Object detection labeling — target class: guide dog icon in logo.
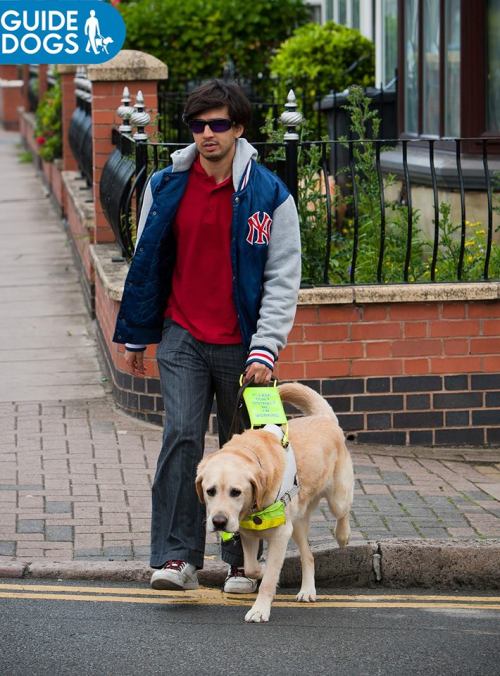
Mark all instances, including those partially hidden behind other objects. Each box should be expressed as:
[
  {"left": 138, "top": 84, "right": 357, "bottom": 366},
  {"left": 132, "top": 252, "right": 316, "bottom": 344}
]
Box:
[{"left": 84, "top": 9, "right": 114, "bottom": 55}]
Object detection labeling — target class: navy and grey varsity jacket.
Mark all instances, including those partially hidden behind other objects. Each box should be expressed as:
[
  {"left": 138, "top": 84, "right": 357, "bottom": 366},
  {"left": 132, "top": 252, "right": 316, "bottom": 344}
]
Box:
[{"left": 113, "top": 138, "right": 301, "bottom": 368}]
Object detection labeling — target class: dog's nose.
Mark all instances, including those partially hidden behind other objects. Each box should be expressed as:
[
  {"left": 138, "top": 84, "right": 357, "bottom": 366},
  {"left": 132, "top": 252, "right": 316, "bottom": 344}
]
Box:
[{"left": 212, "top": 513, "right": 228, "bottom": 530}]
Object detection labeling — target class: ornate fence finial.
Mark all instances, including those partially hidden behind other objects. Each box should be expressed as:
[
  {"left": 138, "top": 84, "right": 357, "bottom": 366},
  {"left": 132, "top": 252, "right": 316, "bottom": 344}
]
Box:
[
  {"left": 131, "top": 90, "right": 150, "bottom": 141},
  {"left": 74, "top": 65, "right": 91, "bottom": 104},
  {"left": 280, "top": 89, "right": 303, "bottom": 141},
  {"left": 117, "top": 86, "right": 134, "bottom": 134}
]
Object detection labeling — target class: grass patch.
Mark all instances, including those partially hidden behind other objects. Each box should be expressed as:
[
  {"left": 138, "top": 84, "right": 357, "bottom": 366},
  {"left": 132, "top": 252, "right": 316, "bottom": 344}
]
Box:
[{"left": 18, "top": 149, "right": 33, "bottom": 164}]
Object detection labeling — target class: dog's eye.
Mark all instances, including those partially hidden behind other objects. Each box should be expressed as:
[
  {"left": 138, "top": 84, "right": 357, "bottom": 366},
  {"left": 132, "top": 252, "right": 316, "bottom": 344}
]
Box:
[
  {"left": 206, "top": 487, "right": 216, "bottom": 497},
  {"left": 230, "top": 488, "right": 241, "bottom": 498}
]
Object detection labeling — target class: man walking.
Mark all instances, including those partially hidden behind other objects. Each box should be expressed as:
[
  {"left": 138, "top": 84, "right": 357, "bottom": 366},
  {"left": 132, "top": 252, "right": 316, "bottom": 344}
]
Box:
[
  {"left": 114, "top": 80, "right": 301, "bottom": 593},
  {"left": 84, "top": 9, "right": 101, "bottom": 55}
]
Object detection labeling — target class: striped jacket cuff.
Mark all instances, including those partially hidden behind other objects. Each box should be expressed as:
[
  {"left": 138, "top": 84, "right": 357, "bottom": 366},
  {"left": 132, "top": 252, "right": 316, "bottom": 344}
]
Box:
[
  {"left": 245, "top": 347, "right": 275, "bottom": 370},
  {"left": 125, "top": 343, "right": 146, "bottom": 352}
]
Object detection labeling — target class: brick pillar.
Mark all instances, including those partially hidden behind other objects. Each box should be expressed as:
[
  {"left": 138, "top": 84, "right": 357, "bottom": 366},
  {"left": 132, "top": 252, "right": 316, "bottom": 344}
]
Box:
[
  {"left": 38, "top": 65, "right": 48, "bottom": 100},
  {"left": 0, "top": 66, "right": 23, "bottom": 131},
  {"left": 0, "top": 65, "right": 21, "bottom": 80},
  {"left": 56, "top": 65, "right": 79, "bottom": 172},
  {"left": 21, "top": 65, "right": 30, "bottom": 111},
  {"left": 87, "top": 50, "right": 168, "bottom": 245}
]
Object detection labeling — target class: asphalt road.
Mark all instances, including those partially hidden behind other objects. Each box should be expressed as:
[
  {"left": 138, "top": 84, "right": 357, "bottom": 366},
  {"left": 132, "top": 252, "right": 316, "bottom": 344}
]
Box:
[{"left": 1, "top": 580, "right": 500, "bottom": 676}]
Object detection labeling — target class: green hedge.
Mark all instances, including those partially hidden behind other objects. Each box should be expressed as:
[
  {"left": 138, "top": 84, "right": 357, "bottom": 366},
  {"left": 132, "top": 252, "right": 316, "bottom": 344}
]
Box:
[
  {"left": 270, "top": 21, "right": 374, "bottom": 105},
  {"left": 119, "top": 0, "right": 309, "bottom": 91}
]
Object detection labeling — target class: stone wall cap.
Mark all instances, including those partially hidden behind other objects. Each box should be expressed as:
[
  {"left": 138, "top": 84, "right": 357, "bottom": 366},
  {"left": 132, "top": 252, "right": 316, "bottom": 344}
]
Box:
[
  {"left": 91, "top": 243, "right": 128, "bottom": 302},
  {"left": 62, "top": 171, "right": 94, "bottom": 226},
  {"left": 87, "top": 50, "right": 168, "bottom": 82},
  {"left": 0, "top": 79, "right": 23, "bottom": 87},
  {"left": 95, "top": 270, "right": 500, "bottom": 307},
  {"left": 56, "top": 65, "right": 78, "bottom": 75},
  {"left": 299, "top": 286, "right": 354, "bottom": 305},
  {"left": 299, "top": 281, "right": 500, "bottom": 305}
]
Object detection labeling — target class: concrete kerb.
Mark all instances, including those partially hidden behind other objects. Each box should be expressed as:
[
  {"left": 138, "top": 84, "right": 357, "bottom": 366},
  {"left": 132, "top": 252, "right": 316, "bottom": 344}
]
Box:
[
  {"left": 2, "top": 540, "right": 499, "bottom": 589},
  {"left": 378, "top": 539, "right": 500, "bottom": 589}
]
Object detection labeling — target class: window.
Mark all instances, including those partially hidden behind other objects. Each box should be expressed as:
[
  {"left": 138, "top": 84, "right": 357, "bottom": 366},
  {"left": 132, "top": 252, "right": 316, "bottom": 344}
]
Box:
[
  {"left": 404, "top": 0, "right": 419, "bottom": 134},
  {"left": 338, "top": 0, "right": 347, "bottom": 23},
  {"left": 383, "top": 0, "right": 398, "bottom": 85},
  {"left": 487, "top": 0, "right": 500, "bottom": 131},
  {"left": 304, "top": 0, "right": 325, "bottom": 23},
  {"left": 353, "top": 0, "right": 360, "bottom": 28},
  {"left": 328, "top": 0, "right": 373, "bottom": 38},
  {"left": 422, "top": 0, "right": 440, "bottom": 135},
  {"left": 445, "top": 0, "right": 460, "bottom": 136},
  {"left": 399, "top": 0, "right": 500, "bottom": 141},
  {"left": 401, "top": 0, "right": 462, "bottom": 137},
  {"left": 375, "top": 0, "right": 398, "bottom": 88}
]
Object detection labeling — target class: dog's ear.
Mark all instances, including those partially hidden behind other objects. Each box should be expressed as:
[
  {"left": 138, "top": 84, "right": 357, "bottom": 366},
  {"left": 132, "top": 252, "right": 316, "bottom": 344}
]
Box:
[
  {"left": 195, "top": 458, "right": 207, "bottom": 504},
  {"left": 250, "top": 472, "right": 266, "bottom": 511},
  {"left": 195, "top": 472, "right": 205, "bottom": 504}
]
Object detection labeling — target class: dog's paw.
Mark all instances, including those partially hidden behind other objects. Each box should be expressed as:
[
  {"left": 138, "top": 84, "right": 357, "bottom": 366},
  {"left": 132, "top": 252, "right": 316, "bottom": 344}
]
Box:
[
  {"left": 296, "top": 589, "right": 317, "bottom": 602},
  {"left": 245, "top": 603, "right": 271, "bottom": 623}
]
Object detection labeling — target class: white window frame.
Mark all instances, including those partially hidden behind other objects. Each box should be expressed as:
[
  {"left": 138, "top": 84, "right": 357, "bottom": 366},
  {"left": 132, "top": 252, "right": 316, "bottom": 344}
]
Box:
[{"left": 304, "top": 0, "right": 327, "bottom": 23}]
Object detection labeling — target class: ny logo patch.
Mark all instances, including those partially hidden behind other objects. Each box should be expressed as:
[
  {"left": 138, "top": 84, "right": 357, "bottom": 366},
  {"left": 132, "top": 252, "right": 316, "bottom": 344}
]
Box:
[{"left": 246, "top": 211, "right": 272, "bottom": 245}]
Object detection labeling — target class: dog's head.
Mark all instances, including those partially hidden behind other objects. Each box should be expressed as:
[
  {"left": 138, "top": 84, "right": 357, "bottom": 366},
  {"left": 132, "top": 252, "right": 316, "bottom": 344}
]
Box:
[
  {"left": 103, "top": 37, "right": 114, "bottom": 45},
  {"left": 195, "top": 444, "right": 266, "bottom": 534}
]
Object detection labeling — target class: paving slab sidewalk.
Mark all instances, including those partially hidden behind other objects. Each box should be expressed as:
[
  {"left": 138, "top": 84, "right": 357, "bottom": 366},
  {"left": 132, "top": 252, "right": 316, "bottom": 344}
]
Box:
[
  {"left": 1, "top": 129, "right": 500, "bottom": 589},
  {"left": 1, "top": 394, "right": 500, "bottom": 588}
]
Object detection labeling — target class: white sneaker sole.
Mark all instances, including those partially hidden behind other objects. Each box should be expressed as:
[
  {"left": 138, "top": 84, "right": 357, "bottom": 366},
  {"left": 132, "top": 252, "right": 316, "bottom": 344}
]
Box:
[
  {"left": 223, "top": 580, "right": 258, "bottom": 594},
  {"left": 151, "top": 573, "right": 199, "bottom": 591}
]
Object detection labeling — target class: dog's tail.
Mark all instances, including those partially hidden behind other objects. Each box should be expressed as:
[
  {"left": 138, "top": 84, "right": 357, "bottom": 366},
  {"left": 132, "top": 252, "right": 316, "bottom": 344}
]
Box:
[{"left": 278, "top": 382, "right": 337, "bottom": 423}]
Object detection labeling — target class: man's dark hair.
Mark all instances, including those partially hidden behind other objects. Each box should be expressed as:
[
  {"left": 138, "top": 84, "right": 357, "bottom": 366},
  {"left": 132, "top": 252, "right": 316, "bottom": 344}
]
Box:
[{"left": 183, "top": 79, "right": 252, "bottom": 130}]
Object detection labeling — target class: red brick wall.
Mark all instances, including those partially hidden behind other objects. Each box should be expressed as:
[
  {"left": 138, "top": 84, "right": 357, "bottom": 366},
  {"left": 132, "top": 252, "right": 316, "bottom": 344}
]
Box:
[
  {"left": 275, "top": 302, "right": 500, "bottom": 381},
  {"left": 65, "top": 187, "right": 93, "bottom": 285},
  {"left": 94, "top": 282, "right": 500, "bottom": 445},
  {"left": 0, "top": 65, "right": 20, "bottom": 79},
  {"left": 0, "top": 82, "right": 23, "bottom": 131},
  {"left": 95, "top": 273, "right": 163, "bottom": 420},
  {"left": 50, "top": 160, "right": 64, "bottom": 211},
  {"left": 59, "top": 70, "right": 79, "bottom": 172},
  {"left": 19, "top": 111, "right": 39, "bottom": 156}
]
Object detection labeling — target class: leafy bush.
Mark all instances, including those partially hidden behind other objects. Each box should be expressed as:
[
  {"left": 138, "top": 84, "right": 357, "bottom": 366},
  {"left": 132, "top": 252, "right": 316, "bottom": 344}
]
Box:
[
  {"left": 425, "top": 204, "right": 500, "bottom": 282},
  {"left": 119, "top": 0, "right": 309, "bottom": 92},
  {"left": 35, "top": 77, "right": 62, "bottom": 162},
  {"left": 270, "top": 21, "right": 374, "bottom": 113},
  {"left": 262, "top": 85, "right": 500, "bottom": 285},
  {"left": 336, "top": 86, "right": 429, "bottom": 284},
  {"left": 335, "top": 89, "right": 500, "bottom": 283},
  {"left": 259, "top": 117, "right": 334, "bottom": 285}
]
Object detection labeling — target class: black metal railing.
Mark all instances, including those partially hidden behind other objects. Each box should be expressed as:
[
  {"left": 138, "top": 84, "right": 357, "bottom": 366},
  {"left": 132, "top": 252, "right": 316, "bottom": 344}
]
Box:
[
  {"left": 27, "top": 65, "right": 39, "bottom": 112},
  {"left": 157, "top": 86, "right": 282, "bottom": 144},
  {"left": 157, "top": 79, "right": 397, "bottom": 147},
  {"left": 68, "top": 69, "right": 93, "bottom": 186},
  {"left": 100, "top": 131, "right": 500, "bottom": 284}
]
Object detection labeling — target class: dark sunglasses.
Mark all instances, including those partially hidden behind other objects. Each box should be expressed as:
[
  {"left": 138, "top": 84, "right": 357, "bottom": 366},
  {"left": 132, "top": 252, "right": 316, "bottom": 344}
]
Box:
[{"left": 187, "top": 118, "right": 234, "bottom": 133}]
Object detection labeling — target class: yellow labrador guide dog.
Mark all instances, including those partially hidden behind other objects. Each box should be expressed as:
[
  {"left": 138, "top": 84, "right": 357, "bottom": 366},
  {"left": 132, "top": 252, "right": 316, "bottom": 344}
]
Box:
[{"left": 195, "top": 382, "right": 354, "bottom": 623}]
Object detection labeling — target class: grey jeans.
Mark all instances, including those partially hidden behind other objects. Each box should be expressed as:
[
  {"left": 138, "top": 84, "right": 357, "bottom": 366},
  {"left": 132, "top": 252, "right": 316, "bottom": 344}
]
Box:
[{"left": 150, "top": 319, "right": 248, "bottom": 569}]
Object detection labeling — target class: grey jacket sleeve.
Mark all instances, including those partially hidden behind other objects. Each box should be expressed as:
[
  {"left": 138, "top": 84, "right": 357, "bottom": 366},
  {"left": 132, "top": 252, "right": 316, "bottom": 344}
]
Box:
[{"left": 249, "top": 194, "right": 301, "bottom": 357}]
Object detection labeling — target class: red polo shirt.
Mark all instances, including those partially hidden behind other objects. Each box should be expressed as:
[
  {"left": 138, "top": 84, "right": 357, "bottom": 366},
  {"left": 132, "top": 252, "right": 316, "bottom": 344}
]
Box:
[{"left": 164, "top": 157, "right": 241, "bottom": 344}]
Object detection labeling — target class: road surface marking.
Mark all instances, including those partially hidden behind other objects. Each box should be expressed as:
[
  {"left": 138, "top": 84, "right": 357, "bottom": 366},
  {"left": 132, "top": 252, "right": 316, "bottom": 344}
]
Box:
[
  {"left": 0, "top": 584, "right": 499, "bottom": 610},
  {"left": 1, "top": 583, "right": 500, "bottom": 603}
]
